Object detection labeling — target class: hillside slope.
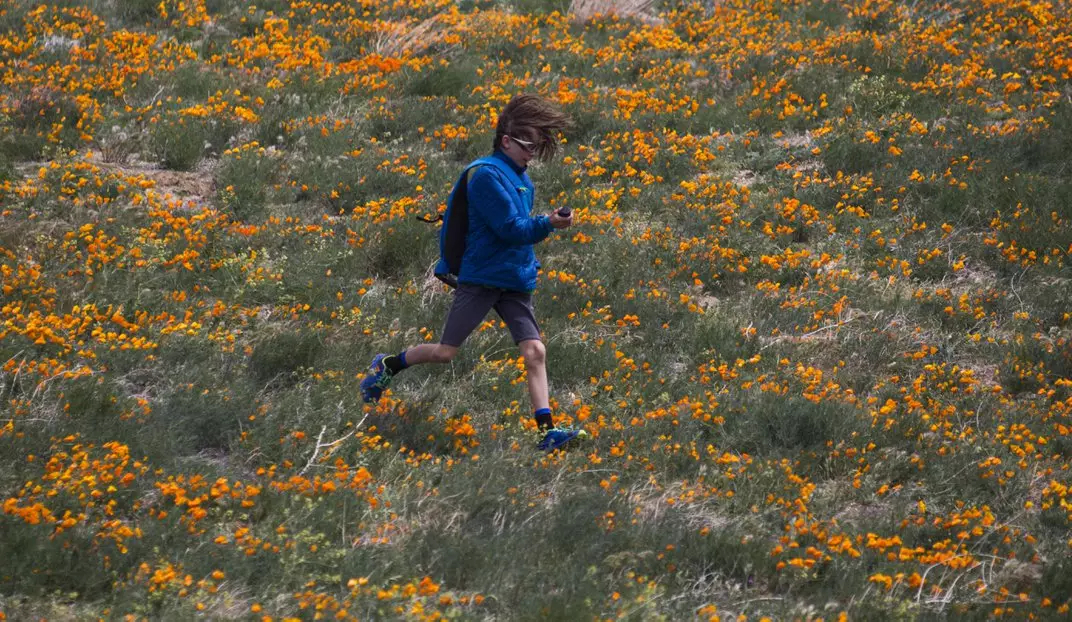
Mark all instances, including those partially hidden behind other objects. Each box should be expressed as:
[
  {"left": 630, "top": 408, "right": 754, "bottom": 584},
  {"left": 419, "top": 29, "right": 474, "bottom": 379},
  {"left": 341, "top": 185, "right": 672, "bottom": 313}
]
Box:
[{"left": 1, "top": 0, "right": 1071, "bottom": 619}]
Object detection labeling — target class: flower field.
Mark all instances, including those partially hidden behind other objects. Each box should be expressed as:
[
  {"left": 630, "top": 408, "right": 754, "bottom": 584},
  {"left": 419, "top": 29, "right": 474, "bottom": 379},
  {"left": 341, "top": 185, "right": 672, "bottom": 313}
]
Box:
[{"left": 1, "top": 0, "right": 1071, "bottom": 619}]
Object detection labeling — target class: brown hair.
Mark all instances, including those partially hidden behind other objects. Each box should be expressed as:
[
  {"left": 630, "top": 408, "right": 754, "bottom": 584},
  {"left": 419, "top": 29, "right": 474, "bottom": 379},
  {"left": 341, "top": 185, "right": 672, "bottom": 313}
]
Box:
[{"left": 493, "top": 94, "right": 572, "bottom": 163}]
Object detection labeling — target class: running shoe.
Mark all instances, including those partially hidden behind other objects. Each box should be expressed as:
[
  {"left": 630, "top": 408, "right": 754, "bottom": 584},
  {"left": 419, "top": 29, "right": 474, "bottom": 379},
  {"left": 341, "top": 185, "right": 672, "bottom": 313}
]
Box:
[
  {"left": 537, "top": 425, "right": 586, "bottom": 451},
  {"left": 360, "top": 353, "right": 394, "bottom": 403}
]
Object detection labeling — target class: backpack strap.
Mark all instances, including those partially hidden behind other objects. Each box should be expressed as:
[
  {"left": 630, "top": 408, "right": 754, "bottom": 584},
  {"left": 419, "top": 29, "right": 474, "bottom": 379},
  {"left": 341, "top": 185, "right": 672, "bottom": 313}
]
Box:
[
  {"left": 427, "top": 160, "right": 495, "bottom": 287},
  {"left": 422, "top": 156, "right": 530, "bottom": 288},
  {"left": 416, "top": 156, "right": 528, "bottom": 223}
]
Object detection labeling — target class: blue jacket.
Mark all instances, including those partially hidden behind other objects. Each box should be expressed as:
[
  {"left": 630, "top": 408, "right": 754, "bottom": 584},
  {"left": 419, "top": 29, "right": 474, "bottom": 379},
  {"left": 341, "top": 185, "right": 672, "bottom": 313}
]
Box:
[{"left": 450, "top": 150, "right": 553, "bottom": 292}]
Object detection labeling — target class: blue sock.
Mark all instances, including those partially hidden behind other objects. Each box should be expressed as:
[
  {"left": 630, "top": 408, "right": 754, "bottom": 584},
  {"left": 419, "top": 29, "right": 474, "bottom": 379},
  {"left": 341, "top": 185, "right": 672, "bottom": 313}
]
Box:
[{"left": 534, "top": 408, "right": 553, "bottom": 431}]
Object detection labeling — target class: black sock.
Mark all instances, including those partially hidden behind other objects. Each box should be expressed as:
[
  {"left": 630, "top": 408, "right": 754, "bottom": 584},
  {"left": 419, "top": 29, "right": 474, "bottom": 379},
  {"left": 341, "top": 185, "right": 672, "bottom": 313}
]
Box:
[
  {"left": 384, "top": 351, "right": 408, "bottom": 374},
  {"left": 534, "top": 408, "right": 553, "bottom": 431}
]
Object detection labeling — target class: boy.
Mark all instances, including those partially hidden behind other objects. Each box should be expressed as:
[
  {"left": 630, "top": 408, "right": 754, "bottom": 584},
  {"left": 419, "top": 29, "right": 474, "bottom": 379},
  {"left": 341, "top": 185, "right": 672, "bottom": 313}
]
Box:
[{"left": 360, "top": 94, "right": 584, "bottom": 451}]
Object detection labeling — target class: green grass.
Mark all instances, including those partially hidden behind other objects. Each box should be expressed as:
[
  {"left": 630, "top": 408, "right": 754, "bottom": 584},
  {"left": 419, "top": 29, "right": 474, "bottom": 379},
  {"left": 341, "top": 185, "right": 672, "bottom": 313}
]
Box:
[{"left": 2, "top": 0, "right": 1072, "bottom": 619}]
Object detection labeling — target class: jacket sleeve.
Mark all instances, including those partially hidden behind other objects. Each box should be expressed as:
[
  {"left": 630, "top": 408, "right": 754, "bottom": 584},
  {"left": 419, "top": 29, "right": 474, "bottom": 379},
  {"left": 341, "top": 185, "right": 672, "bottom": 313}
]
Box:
[{"left": 468, "top": 168, "right": 553, "bottom": 245}]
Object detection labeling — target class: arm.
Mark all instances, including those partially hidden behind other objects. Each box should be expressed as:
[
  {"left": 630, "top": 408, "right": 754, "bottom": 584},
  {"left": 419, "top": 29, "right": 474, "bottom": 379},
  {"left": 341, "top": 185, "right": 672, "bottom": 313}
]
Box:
[{"left": 468, "top": 168, "right": 554, "bottom": 245}]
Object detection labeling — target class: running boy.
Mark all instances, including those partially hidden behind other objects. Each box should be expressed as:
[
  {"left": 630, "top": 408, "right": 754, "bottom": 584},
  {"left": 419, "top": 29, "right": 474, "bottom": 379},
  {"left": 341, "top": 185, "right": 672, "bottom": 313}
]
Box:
[{"left": 360, "top": 94, "right": 584, "bottom": 451}]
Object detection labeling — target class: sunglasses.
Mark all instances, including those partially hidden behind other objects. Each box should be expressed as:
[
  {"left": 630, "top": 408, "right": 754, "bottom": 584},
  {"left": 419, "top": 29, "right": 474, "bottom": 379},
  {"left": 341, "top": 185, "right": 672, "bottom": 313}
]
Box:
[{"left": 507, "top": 135, "right": 538, "bottom": 154}]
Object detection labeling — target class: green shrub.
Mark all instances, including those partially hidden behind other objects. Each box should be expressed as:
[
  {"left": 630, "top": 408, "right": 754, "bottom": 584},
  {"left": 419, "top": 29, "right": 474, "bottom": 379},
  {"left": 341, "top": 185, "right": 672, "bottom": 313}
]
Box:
[
  {"left": 998, "top": 336, "right": 1072, "bottom": 397},
  {"left": 216, "top": 143, "right": 281, "bottom": 220},
  {"left": 155, "top": 382, "right": 255, "bottom": 456},
  {"left": 562, "top": 104, "right": 617, "bottom": 145},
  {"left": 690, "top": 311, "right": 760, "bottom": 362},
  {"left": 1014, "top": 100, "right": 1072, "bottom": 173},
  {"left": 170, "top": 63, "right": 229, "bottom": 100},
  {"left": 0, "top": 514, "right": 122, "bottom": 597},
  {"left": 0, "top": 3, "right": 30, "bottom": 33},
  {"left": 58, "top": 376, "right": 125, "bottom": 440},
  {"left": 364, "top": 97, "right": 454, "bottom": 142},
  {"left": 846, "top": 75, "right": 910, "bottom": 118},
  {"left": 361, "top": 217, "right": 438, "bottom": 282},
  {"left": 150, "top": 117, "right": 207, "bottom": 171},
  {"left": 248, "top": 328, "right": 323, "bottom": 385},
  {"left": 405, "top": 61, "right": 476, "bottom": 98},
  {"left": 5, "top": 86, "right": 84, "bottom": 160},
  {"left": 0, "top": 137, "right": 14, "bottom": 187},
  {"left": 719, "top": 393, "right": 863, "bottom": 454},
  {"left": 115, "top": 0, "right": 160, "bottom": 25},
  {"left": 501, "top": 0, "right": 569, "bottom": 14},
  {"left": 820, "top": 127, "right": 886, "bottom": 176},
  {"left": 254, "top": 101, "right": 293, "bottom": 147},
  {"left": 289, "top": 143, "right": 427, "bottom": 215}
]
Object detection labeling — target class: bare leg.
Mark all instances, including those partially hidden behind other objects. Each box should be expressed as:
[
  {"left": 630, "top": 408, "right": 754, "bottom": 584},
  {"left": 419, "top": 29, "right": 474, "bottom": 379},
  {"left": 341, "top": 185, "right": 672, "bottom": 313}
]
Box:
[
  {"left": 519, "top": 339, "right": 549, "bottom": 412},
  {"left": 399, "top": 343, "right": 459, "bottom": 366}
]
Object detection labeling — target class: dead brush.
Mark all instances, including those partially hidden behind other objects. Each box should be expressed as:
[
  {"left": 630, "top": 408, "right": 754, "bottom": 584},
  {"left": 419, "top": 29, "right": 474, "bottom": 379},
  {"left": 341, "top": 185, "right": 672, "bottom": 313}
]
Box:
[
  {"left": 568, "top": 0, "right": 663, "bottom": 25},
  {"left": 372, "top": 15, "right": 454, "bottom": 59},
  {"left": 98, "top": 124, "right": 136, "bottom": 164}
]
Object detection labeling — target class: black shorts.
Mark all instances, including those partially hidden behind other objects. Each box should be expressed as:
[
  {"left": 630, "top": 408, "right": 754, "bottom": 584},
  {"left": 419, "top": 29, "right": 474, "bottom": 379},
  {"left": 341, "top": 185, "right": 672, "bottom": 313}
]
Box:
[{"left": 440, "top": 283, "right": 541, "bottom": 347}]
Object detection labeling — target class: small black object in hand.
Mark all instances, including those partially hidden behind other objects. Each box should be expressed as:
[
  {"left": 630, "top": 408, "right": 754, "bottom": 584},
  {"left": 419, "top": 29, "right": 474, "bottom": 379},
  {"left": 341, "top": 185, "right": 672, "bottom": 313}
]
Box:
[{"left": 557, "top": 207, "right": 572, "bottom": 217}]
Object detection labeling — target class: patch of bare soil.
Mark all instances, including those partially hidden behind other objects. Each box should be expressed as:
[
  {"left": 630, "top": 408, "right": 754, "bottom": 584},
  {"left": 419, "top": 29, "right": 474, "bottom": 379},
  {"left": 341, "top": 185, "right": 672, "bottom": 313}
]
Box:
[
  {"left": 16, "top": 151, "right": 217, "bottom": 210},
  {"left": 732, "top": 169, "right": 758, "bottom": 187},
  {"left": 92, "top": 151, "right": 217, "bottom": 209}
]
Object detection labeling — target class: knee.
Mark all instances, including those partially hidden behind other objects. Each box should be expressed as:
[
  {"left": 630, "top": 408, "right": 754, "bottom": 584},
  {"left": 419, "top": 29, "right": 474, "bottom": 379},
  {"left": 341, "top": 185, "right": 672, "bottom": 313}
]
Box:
[
  {"left": 431, "top": 344, "right": 458, "bottom": 364},
  {"left": 520, "top": 340, "right": 546, "bottom": 367}
]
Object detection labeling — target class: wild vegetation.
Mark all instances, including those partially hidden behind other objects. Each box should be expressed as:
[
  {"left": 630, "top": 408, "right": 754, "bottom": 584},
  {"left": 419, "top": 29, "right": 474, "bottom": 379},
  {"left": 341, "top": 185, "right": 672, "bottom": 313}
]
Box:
[{"left": 1, "top": 0, "right": 1071, "bottom": 619}]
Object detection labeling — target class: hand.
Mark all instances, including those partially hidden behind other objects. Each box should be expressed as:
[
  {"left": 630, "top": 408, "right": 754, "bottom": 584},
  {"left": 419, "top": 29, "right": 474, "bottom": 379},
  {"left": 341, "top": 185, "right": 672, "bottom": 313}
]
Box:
[{"left": 548, "top": 210, "right": 573, "bottom": 229}]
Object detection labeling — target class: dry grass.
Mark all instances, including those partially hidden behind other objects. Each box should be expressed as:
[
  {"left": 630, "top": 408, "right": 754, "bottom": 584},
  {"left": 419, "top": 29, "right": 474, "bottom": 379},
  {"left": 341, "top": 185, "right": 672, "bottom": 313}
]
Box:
[
  {"left": 372, "top": 15, "right": 454, "bottom": 58},
  {"left": 568, "top": 0, "right": 662, "bottom": 24}
]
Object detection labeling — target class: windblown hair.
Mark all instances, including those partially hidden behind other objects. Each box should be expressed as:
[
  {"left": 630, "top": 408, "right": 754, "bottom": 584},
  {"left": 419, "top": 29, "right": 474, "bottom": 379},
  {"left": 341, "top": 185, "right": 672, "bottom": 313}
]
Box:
[{"left": 493, "top": 94, "right": 572, "bottom": 163}]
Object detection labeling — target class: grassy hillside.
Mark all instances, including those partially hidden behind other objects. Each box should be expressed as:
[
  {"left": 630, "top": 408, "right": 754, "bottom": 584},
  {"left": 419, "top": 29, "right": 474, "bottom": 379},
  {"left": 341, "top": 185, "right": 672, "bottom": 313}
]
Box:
[{"left": 1, "top": 0, "right": 1071, "bottom": 619}]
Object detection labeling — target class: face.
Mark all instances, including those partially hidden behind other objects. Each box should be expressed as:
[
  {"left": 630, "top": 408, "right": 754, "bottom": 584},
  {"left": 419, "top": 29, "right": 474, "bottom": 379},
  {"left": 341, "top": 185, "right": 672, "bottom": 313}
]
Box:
[{"left": 502, "top": 127, "right": 540, "bottom": 167}]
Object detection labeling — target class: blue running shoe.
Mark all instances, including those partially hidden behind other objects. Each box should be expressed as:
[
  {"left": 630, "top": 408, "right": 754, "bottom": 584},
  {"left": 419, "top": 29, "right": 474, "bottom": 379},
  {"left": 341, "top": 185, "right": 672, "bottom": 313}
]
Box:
[
  {"left": 360, "top": 353, "right": 394, "bottom": 403},
  {"left": 537, "top": 426, "right": 587, "bottom": 451}
]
